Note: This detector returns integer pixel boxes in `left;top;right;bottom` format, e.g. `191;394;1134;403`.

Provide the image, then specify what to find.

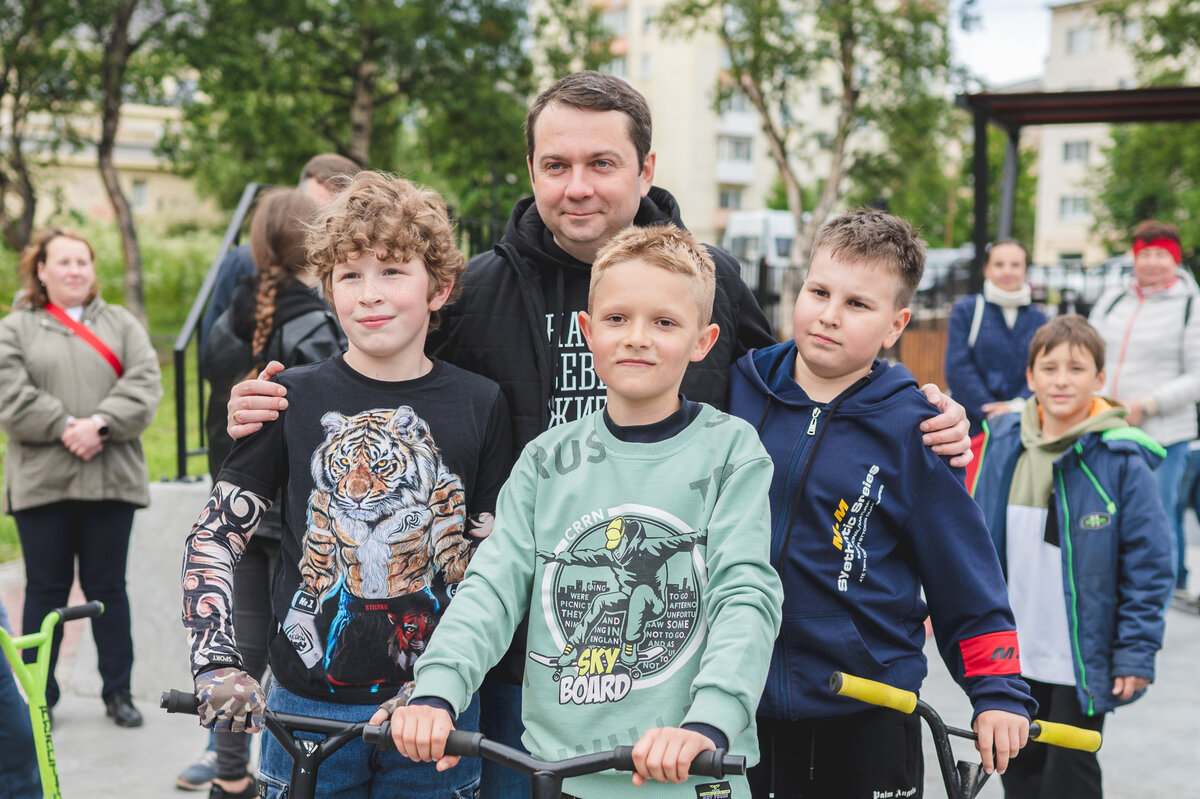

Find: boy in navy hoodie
729;209;1035;799
971;315;1172;798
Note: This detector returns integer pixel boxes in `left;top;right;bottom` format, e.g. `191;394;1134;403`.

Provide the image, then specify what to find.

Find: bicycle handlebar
54;601;105;624
363;724;746;780
829;672;1102;752
1029;720;1102;752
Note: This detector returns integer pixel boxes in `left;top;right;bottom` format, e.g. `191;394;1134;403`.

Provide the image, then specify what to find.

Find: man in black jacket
226;71;971;799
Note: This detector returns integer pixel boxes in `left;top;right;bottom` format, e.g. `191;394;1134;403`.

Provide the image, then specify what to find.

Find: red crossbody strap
43;302;124;377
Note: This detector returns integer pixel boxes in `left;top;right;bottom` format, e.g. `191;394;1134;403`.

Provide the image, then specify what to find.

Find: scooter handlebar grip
362;722;393;748
160;690;200;715
610;747;745;778
689;749;747;778
443;730;483;758
56;601;105;623
1030;720;1102;752
829;672;918;714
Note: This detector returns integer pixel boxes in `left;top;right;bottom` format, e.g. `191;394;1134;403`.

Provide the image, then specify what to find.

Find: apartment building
1032;0;1143;266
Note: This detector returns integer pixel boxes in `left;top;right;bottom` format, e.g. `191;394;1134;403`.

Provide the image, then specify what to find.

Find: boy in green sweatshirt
377;224;784;798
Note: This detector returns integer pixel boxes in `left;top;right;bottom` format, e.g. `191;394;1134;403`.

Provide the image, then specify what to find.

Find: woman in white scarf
945;239;1049;435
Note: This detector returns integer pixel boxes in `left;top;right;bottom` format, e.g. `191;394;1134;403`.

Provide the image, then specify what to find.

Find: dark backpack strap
1103;290;1127;318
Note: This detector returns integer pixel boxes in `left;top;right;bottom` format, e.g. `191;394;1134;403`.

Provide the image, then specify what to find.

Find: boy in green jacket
379;224;784;798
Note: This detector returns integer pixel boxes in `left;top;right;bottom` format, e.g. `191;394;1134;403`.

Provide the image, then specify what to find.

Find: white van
720;209;796;269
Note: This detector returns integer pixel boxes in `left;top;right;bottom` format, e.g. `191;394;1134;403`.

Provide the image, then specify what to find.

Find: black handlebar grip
56;601;105;623
362;722;394;748
160;689;201;714
443;730;484;758
612;745;636;772
689;749;746;778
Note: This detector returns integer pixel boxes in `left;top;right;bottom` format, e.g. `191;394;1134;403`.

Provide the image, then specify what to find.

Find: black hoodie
428;185;775;453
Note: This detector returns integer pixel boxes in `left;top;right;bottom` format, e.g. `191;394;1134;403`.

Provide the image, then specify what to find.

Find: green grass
0;222;221;563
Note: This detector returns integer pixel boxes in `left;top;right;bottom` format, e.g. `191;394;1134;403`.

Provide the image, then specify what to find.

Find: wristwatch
91;414;110;438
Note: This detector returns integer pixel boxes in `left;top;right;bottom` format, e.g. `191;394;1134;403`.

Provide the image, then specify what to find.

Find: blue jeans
1176;447;1200;590
258;683;480;799
1156;442;1188;590
479;678;529;799
0;601;41;798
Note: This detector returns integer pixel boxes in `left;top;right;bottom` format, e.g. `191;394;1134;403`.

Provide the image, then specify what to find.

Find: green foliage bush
0;224;219;563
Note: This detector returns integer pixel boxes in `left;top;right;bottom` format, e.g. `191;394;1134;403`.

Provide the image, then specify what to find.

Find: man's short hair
590;224;715;324
1131;219;1181;247
1027;314;1105;373
811;208;926;308
298;153;361;192
525;71;653;170
306;172;465;331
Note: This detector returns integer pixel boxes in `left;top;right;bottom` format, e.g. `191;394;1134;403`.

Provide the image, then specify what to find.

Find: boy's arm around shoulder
682;431;783;744
1110;449;1174;681
906;452;1035;721
411;442;540;714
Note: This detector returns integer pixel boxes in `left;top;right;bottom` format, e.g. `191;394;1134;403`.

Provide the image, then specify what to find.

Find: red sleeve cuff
960;630;1021;677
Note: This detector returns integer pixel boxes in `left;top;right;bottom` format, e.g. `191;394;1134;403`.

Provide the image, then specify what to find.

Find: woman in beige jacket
0;227;161;728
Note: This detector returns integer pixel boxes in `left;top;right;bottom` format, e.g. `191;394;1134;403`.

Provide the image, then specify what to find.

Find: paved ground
3;480;1199;798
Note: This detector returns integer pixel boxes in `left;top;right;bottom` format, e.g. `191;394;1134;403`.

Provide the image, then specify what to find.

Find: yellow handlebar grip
1030;720;1102;752
829;672;917;714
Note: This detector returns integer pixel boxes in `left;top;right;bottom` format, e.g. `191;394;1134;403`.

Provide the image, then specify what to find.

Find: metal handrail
171;183;270;479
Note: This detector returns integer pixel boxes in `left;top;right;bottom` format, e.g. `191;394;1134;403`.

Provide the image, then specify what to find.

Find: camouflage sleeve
182;480;270;675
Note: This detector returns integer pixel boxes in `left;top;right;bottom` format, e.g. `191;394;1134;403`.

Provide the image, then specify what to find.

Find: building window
718;188;743;210
602;8;627;35
1062;140;1090;163
720;90;750;114
131;179;148;213
640;54;652;79
1066;26;1095;54
603;56;627;79
1123;19;1141;43
1059;196;1089;220
718;136;752;162
1059;252;1084;267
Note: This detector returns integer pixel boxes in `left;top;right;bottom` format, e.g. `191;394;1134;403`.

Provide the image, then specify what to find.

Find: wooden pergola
955;84;1200;289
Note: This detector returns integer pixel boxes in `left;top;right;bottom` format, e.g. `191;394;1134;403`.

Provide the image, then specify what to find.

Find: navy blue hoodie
729;342;1035;721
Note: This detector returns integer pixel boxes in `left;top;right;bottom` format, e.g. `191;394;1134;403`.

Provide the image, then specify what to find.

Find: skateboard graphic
529;645;666;681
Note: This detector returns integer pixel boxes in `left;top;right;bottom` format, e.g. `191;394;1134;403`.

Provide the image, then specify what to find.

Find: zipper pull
807;407;821;435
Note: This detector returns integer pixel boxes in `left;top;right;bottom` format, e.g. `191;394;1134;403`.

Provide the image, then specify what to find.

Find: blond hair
17;227;98;309
306;172;465;330
591;224;716;324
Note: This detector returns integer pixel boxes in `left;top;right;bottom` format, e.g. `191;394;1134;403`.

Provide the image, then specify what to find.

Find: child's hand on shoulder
973;709;1029;775
372;703;458;771
630;726;716;786
1112;674;1150;701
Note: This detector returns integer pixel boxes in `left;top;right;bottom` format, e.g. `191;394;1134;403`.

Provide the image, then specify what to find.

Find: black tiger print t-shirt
219;355;513;704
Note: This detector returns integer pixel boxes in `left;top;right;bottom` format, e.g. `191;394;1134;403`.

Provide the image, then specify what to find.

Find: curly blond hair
306;172;465;331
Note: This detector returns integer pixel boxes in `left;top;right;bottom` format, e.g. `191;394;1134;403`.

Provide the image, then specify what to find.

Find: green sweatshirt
413;404;784;798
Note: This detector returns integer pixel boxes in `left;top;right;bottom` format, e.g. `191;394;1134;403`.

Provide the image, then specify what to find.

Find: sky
950;0;1053;88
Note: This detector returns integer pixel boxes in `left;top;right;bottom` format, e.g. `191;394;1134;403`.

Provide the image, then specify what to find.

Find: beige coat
0;298;162;513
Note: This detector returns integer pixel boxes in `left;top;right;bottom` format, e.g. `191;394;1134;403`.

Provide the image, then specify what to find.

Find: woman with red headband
1089;220;1198;602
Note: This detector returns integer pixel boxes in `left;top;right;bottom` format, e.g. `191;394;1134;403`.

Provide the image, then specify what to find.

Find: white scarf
983;279;1031;328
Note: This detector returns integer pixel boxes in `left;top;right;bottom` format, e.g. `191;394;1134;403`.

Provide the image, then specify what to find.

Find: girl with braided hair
199;187;346;799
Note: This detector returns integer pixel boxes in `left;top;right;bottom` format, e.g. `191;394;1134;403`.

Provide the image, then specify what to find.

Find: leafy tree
531;1;614;77
0;0;86;251
1090;122;1200;256
657;0;955;333
1091;1;1200;257
161;0;530;218
72;0;184;325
